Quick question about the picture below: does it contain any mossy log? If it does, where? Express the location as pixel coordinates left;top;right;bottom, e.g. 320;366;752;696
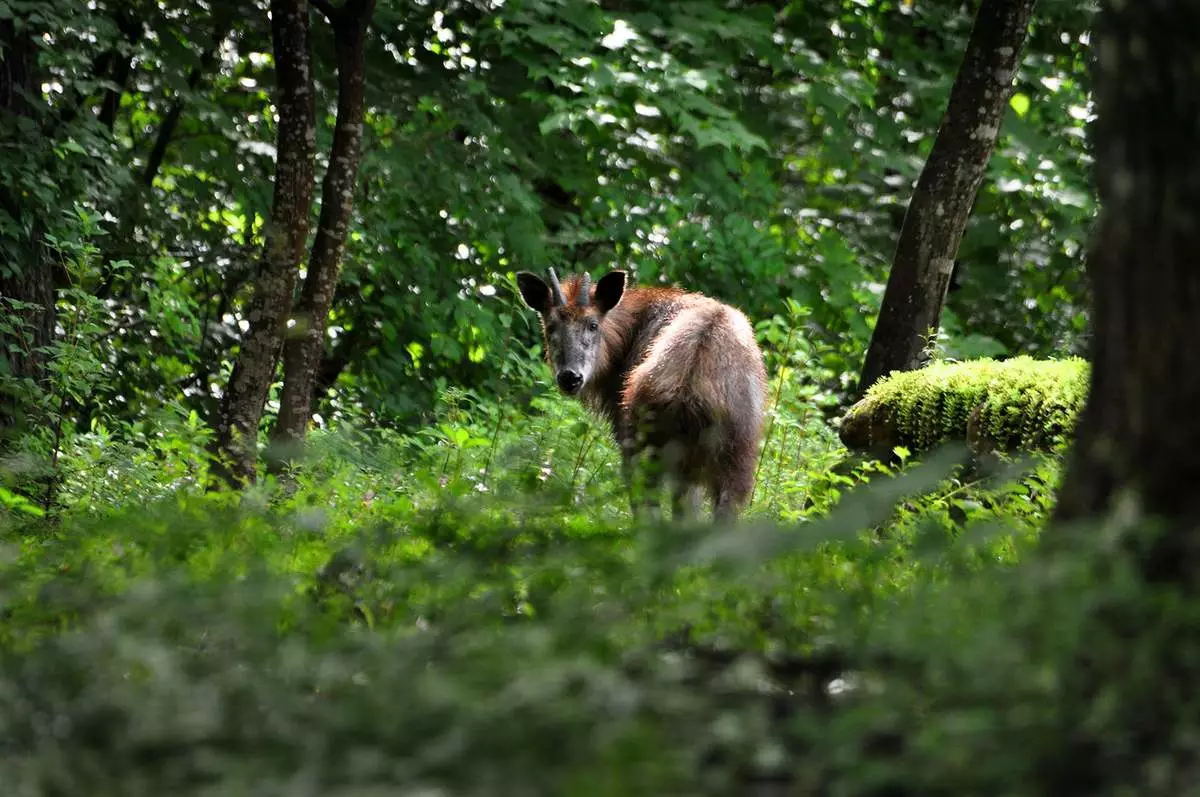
838;356;1089;457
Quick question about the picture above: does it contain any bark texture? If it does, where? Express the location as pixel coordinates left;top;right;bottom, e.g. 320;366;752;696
213;0;316;486
1039;9;1200;790
0;16;54;437
1052;2;1200;580
856;0;1036;396
271;0;375;454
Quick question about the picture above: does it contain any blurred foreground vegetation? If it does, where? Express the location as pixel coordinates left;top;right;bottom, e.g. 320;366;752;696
3;384;1080;794
2;384;1180;794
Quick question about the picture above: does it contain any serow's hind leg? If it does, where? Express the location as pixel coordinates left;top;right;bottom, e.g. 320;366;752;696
713;471;754;523
622;445;664;522
671;482;704;522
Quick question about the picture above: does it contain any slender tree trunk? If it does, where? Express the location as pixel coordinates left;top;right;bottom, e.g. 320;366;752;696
270;0;374;457
0;16;54;438
140;57;220;189
856;0;1036;396
1052;2;1200;576
97;9;144;132
213;0;316;486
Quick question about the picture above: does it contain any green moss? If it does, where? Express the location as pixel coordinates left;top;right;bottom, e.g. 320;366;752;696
839;356;1089;456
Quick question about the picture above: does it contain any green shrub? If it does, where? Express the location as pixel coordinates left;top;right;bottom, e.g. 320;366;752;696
839;356;1090;456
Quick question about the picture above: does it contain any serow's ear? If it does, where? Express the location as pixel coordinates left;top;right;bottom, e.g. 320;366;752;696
594;270;626;313
516;271;551;313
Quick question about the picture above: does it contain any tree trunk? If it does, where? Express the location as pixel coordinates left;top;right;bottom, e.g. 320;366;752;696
1052;2;1200;579
270;0;374;458
0;16;54;438
213;0;316;487
855;0;1036;397
1038;8;1200;789
140;49;223;190
97;9;144;132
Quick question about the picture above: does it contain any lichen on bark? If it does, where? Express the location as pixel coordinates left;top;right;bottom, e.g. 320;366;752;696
213;0;316;486
271;0;375;460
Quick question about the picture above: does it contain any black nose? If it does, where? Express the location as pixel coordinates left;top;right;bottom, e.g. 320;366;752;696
556;369;583;393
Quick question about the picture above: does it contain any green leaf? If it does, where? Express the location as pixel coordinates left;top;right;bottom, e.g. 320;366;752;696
1010;92;1031;118
539;112;573;135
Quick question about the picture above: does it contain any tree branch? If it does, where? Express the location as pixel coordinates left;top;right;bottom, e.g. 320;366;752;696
96;18;234;301
140;24;230;187
98;9;145;131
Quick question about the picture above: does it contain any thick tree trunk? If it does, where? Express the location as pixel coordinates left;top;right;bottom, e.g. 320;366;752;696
0;16;54;438
270;0;374;456
1052;3;1200;580
856;0;1036;396
213;0;316;486
1040;8;1200;789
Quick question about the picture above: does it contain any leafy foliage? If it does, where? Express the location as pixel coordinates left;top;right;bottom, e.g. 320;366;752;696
0;0;1097;439
4;391;1147;796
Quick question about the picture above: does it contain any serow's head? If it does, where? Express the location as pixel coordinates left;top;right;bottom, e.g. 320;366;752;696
515;268;626;396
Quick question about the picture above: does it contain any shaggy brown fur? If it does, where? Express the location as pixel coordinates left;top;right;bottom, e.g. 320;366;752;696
516;269;768;521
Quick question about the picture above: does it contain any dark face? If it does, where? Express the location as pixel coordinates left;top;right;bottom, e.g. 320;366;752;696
542;307;602;395
515;269;626;397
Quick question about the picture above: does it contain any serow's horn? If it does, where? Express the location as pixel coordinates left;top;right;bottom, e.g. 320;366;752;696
547;268;566;306
578;273;591;306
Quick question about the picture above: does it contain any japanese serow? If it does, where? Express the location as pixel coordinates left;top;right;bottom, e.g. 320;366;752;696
516;268;768;521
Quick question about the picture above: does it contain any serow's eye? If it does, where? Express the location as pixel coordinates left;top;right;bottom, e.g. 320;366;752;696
588;319;599;332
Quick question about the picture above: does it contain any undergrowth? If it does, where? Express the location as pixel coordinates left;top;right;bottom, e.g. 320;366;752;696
0;339;1087;794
